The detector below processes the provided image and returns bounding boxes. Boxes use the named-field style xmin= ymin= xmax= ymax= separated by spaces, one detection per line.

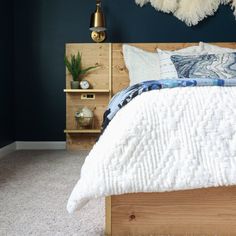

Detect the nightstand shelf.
xmin=64 ymin=129 xmax=101 ymax=134
xmin=64 ymin=89 xmax=110 ymax=93
xmin=65 ymin=43 xmax=112 ymax=150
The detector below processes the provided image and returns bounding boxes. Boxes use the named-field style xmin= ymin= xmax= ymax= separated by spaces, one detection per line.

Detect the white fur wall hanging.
xmin=135 ymin=0 xmax=236 ymax=26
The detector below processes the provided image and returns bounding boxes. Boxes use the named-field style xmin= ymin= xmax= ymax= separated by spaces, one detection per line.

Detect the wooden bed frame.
xmin=67 ymin=42 xmax=236 ymax=235
xmin=105 ymin=187 xmax=236 ymax=236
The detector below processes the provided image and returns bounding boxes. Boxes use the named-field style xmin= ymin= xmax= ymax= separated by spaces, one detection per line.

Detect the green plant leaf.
xmin=80 ymin=66 xmax=99 ymax=75
xmin=64 ymin=51 xmax=99 ymax=81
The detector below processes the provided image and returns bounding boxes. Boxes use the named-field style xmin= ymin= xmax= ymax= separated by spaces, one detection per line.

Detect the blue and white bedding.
xmin=67 ymin=78 xmax=236 ymax=213
xmin=158 ymin=50 xmax=236 ymax=80
xmin=171 ymin=53 xmax=236 ymax=79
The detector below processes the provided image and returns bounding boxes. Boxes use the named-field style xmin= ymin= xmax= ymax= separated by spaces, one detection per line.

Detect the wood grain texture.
xmin=110 ymin=187 xmax=236 ymax=236
xmin=105 ymin=196 xmax=112 ymax=236
xmin=66 ymin=133 xmax=99 ymax=150
xmin=64 ymin=89 xmax=110 ymax=93
xmin=64 ymin=129 xmax=101 ymax=133
xmin=66 ymin=93 xmax=108 ymax=130
xmin=66 ymin=43 xmax=110 ymax=90
xmin=65 ymin=42 xmax=236 ymax=150
xmin=65 ymin=43 xmax=112 ymax=150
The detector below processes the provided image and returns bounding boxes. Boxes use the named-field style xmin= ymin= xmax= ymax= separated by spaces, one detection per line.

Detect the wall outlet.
xmin=81 ymin=93 xmax=96 ymax=100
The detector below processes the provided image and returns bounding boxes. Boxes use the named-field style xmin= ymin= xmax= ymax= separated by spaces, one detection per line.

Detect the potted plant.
xmin=64 ymin=52 xmax=98 ymax=89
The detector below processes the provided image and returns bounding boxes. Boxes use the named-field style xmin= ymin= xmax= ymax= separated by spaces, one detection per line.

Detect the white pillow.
xmin=199 ymin=42 xmax=236 ymax=53
xmin=123 ymin=44 xmax=161 ymax=86
xmin=158 ymin=45 xmax=205 ymax=79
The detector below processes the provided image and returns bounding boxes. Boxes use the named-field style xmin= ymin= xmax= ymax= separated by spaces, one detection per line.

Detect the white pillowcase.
xmin=158 ymin=45 xmax=204 ymax=79
xmin=199 ymin=42 xmax=236 ymax=53
xmin=123 ymin=44 xmax=161 ymax=86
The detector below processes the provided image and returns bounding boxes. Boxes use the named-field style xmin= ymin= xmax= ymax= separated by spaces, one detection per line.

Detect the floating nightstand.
xmin=64 ymin=129 xmax=101 ymax=134
xmin=64 ymin=43 xmax=112 ymax=151
xmin=63 ymin=89 xmax=110 ymax=93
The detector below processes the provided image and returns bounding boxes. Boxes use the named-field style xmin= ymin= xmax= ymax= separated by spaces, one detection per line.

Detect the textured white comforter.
xmin=67 ymin=87 xmax=236 ymax=213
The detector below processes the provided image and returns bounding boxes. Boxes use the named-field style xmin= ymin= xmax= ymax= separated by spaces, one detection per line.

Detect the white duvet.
xmin=67 ymin=87 xmax=236 ymax=213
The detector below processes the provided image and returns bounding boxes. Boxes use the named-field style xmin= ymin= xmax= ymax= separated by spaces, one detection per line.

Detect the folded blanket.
xmin=67 ymin=79 xmax=236 ymax=213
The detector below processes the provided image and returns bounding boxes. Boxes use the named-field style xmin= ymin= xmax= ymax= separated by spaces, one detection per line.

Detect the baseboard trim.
xmin=16 ymin=142 xmax=66 ymax=150
xmin=0 ymin=142 xmax=16 ymax=159
xmin=0 ymin=142 xmax=66 ymax=157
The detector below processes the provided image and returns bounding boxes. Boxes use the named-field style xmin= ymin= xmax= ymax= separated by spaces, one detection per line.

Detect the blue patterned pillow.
xmin=170 ymin=52 xmax=236 ymax=79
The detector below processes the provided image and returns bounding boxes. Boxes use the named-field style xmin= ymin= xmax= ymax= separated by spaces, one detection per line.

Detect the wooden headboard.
xmin=65 ymin=42 xmax=236 ymax=150
xmin=66 ymin=42 xmax=236 ymax=95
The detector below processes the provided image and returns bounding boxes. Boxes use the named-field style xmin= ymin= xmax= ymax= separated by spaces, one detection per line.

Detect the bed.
xmin=66 ymin=42 xmax=236 ymax=236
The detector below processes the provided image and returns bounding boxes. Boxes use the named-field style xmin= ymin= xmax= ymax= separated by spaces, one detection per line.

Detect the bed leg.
xmin=105 ymin=196 xmax=112 ymax=236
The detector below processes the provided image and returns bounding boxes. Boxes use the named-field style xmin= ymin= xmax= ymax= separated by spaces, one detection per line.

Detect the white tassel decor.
xmin=135 ymin=0 xmax=149 ymax=7
xmin=174 ymin=0 xmax=221 ymax=26
xmin=150 ymin=0 xmax=178 ymax=13
xmin=231 ymin=0 xmax=236 ymax=16
xmin=134 ymin=0 xmax=236 ymax=26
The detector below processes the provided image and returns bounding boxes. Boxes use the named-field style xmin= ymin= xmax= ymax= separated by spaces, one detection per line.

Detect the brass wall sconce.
xmin=90 ymin=0 xmax=106 ymax=43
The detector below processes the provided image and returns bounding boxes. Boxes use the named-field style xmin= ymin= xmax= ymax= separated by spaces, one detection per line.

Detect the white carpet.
xmin=0 ymin=150 xmax=104 ymax=236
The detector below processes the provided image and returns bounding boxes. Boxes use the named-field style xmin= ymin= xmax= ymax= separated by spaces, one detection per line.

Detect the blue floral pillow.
xmin=170 ymin=52 xmax=236 ymax=79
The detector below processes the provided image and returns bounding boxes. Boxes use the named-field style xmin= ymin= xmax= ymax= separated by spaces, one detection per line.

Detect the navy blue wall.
xmin=14 ymin=0 xmax=236 ymax=141
xmin=0 ymin=0 xmax=15 ymax=148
